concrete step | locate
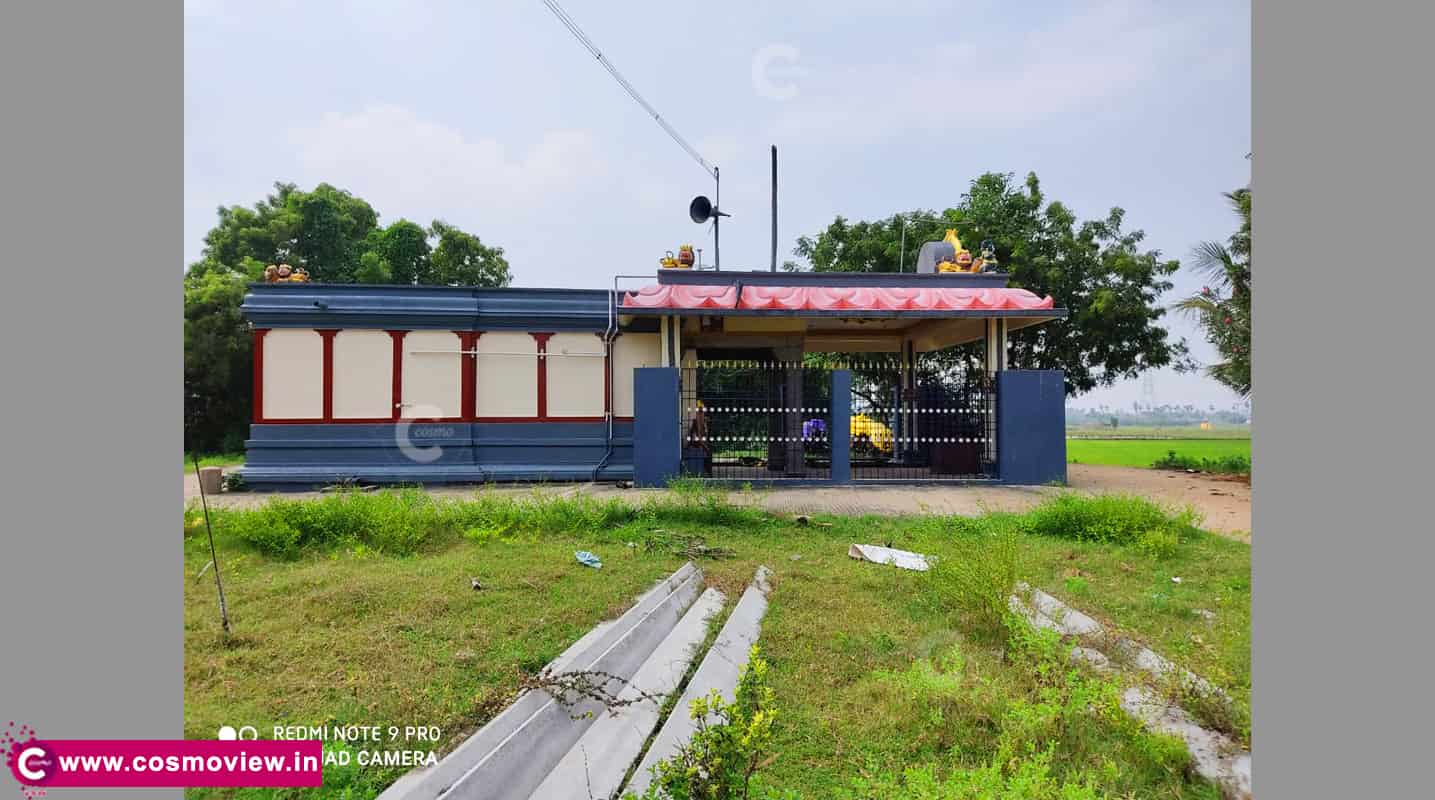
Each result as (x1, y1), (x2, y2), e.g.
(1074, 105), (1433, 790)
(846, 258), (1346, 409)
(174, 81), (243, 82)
(528, 587), (728, 800)
(378, 563), (703, 800)
(1121, 687), (1251, 800)
(624, 566), (773, 797)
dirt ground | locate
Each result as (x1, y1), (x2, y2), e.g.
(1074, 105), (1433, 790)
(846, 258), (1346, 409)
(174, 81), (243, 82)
(183, 463), (1250, 540)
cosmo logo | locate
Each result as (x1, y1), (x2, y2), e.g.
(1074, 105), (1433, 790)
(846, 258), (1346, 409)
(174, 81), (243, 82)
(3, 723), (49, 798)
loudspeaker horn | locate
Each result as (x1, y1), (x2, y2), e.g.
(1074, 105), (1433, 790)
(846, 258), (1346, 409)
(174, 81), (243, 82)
(689, 195), (728, 223)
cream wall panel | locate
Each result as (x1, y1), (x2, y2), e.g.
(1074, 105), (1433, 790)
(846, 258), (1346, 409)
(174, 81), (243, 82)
(612, 333), (662, 417)
(332, 330), (393, 419)
(476, 332), (537, 418)
(546, 333), (605, 418)
(262, 329), (323, 419)
(402, 331), (462, 418)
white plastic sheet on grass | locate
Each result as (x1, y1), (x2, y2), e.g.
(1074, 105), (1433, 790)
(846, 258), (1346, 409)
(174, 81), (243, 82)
(847, 544), (931, 571)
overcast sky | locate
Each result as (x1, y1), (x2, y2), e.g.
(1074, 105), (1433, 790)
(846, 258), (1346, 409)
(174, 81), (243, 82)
(184, 0), (1250, 411)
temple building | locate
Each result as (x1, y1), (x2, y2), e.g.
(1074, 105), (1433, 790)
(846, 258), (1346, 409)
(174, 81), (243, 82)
(236, 263), (1068, 489)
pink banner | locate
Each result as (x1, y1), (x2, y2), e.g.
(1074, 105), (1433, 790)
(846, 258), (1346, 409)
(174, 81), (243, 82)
(7, 740), (324, 788)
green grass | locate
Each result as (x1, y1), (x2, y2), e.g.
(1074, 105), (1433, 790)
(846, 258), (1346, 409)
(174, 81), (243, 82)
(1067, 438), (1251, 470)
(185, 452), (245, 470)
(1004, 516), (1252, 744)
(184, 530), (681, 795)
(185, 490), (1248, 799)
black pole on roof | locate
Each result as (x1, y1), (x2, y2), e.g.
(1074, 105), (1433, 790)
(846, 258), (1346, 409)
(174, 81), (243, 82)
(714, 167), (721, 271)
(771, 145), (778, 272)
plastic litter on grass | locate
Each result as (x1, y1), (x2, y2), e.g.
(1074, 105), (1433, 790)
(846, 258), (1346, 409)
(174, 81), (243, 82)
(575, 550), (602, 569)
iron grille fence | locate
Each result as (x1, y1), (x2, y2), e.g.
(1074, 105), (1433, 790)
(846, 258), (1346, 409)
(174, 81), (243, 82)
(846, 355), (997, 480)
(681, 361), (832, 481)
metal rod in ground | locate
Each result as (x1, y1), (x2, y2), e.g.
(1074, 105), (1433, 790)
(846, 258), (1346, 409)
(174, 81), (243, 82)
(193, 455), (230, 636)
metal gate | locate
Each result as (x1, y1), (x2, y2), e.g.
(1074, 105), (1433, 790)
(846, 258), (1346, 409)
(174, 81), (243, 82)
(681, 361), (832, 481)
(847, 356), (997, 480)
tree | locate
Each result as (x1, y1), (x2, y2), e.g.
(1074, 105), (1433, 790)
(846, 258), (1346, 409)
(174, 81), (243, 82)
(354, 250), (393, 283)
(184, 267), (256, 452)
(373, 219), (433, 285)
(194, 182), (378, 282)
(793, 172), (1190, 396)
(184, 183), (511, 451)
(428, 220), (511, 287)
(1176, 188), (1251, 396)
(293, 184), (378, 282)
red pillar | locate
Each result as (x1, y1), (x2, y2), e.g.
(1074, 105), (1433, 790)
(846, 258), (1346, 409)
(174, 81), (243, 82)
(317, 329), (339, 422)
(251, 328), (269, 423)
(386, 330), (407, 420)
(456, 331), (480, 421)
(531, 332), (553, 420)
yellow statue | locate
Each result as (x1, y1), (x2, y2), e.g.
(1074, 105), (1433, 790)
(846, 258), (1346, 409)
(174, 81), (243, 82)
(936, 229), (976, 273)
(263, 263), (311, 283)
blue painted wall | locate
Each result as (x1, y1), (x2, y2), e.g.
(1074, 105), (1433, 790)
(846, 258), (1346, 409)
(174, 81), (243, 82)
(238, 372), (1067, 488)
(633, 367), (680, 487)
(238, 421), (632, 489)
(997, 370), (1067, 485)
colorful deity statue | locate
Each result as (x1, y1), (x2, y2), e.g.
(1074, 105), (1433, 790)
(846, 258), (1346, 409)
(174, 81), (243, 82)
(263, 263), (311, 283)
(936, 229), (977, 273)
(975, 240), (998, 273)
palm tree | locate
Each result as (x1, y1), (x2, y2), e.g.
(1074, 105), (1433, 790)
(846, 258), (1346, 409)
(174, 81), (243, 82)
(1177, 188), (1251, 396)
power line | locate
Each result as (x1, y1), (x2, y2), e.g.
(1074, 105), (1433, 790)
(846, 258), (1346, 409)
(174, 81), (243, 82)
(540, 0), (716, 179)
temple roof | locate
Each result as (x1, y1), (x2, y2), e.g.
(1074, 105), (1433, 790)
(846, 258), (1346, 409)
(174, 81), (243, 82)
(622, 283), (1057, 314)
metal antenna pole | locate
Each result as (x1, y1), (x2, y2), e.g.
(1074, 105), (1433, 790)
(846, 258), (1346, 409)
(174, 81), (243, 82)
(714, 166), (721, 271)
(770, 145), (778, 272)
(541, 0), (714, 180)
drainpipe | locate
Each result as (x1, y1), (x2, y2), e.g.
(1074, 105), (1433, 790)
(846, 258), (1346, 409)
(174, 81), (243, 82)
(592, 280), (620, 481)
(471, 289), (486, 482)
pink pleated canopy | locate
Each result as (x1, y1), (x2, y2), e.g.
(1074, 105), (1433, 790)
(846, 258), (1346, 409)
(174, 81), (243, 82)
(621, 284), (739, 309)
(622, 284), (1055, 312)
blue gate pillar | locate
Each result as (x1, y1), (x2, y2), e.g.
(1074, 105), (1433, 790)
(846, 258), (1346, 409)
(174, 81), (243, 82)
(831, 369), (852, 483)
(996, 370), (1067, 485)
(634, 367), (681, 487)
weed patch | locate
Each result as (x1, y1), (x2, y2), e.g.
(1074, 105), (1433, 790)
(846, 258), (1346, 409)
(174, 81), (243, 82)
(850, 747), (1106, 800)
(1152, 450), (1251, 475)
(1021, 494), (1200, 547)
(923, 518), (1021, 639)
(1161, 671), (1250, 745)
(201, 484), (776, 559)
(847, 616), (1208, 799)
(213, 489), (453, 557)
(626, 647), (785, 800)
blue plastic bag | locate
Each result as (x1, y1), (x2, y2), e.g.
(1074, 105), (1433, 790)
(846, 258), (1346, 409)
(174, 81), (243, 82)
(575, 550), (603, 569)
